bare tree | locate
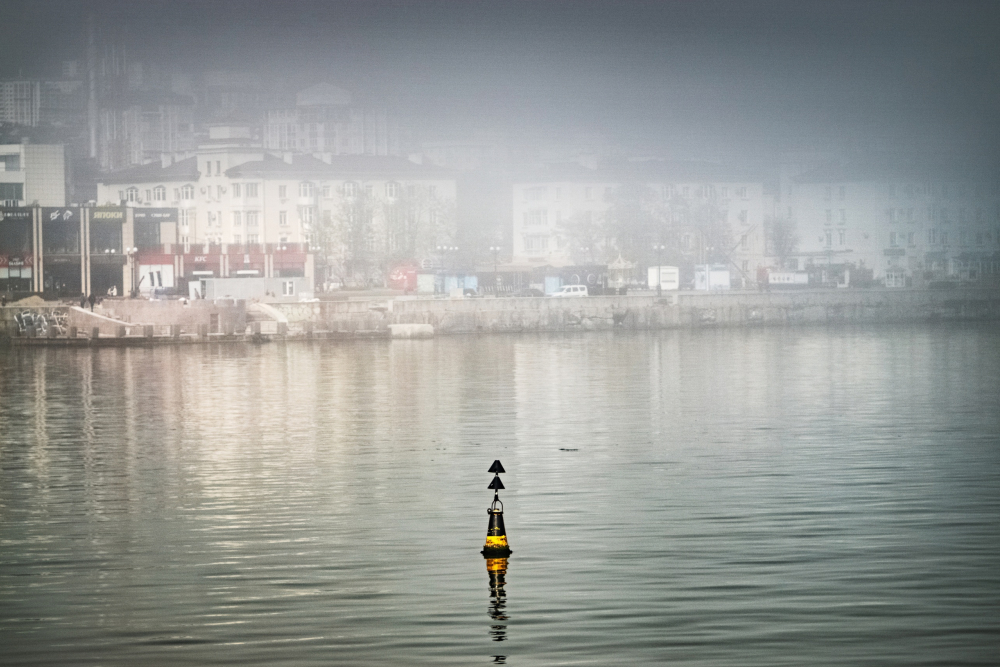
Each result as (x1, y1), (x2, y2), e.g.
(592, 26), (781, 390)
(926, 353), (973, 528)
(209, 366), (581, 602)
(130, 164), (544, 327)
(766, 215), (799, 269)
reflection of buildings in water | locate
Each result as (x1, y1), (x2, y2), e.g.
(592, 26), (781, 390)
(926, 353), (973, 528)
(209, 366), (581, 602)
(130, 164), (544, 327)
(486, 556), (508, 656)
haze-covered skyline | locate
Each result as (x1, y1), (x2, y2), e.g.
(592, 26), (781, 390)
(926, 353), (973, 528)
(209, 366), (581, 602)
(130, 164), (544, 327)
(3, 0), (999, 159)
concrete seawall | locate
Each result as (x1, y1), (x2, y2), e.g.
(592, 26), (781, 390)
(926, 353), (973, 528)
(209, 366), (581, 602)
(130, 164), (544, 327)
(271, 289), (1000, 335)
(4, 289), (998, 341)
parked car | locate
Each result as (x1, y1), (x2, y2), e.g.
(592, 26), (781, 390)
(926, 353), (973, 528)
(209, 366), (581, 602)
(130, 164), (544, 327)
(551, 284), (589, 297)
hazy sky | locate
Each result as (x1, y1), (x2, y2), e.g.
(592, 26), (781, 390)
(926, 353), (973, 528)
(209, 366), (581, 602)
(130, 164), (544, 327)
(4, 0), (999, 156)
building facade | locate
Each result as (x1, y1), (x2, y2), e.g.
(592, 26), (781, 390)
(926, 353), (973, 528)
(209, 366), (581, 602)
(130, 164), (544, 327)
(96, 126), (456, 289)
(263, 84), (400, 157)
(511, 159), (770, 287)
(787, 163), (1000, 286)
(0, 143), (66, 207)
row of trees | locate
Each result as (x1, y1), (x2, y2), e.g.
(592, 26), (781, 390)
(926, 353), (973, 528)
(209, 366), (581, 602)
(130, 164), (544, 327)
(558, 182), (800, 274)
(309, 188), (457, 287)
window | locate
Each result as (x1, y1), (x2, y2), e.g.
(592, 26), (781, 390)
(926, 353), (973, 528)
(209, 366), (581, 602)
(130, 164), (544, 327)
(299, 181), (314, 198)
(523, 235), (549, 252)
(282, 281), (295, 296)
(941, 231), (949, 245)
(839, 229), (846, 246)
(246, 211), (259, 228)
(299, 206), (315, 226)
(181, 184), (194, 200)
(126, 186), (139, 203)
(217, 185), (224, 199)
(929, 229), (938, 244)
(233, 234), (241, 244)
(153, 185), (166, 201)
(737, 186), (747, 198)
(278, 185), (287, 199)
(343, 182), (357, 197)
(179, 209), (194, 228)
(232, 183), (241, 198)
(682, 186), (690, 198)
(907, 232), (914, 245)
(524, 210), (548, 226)
(205, 161), (211, 176)
(232, 211), (242, 226)
(889, 231), (898, 247)
(215, 161), (221, 175)
(386, 182), (399, 198)
(839, 209), (847, 225)
(246, 183), (258, 198)
(738, 210), (748, 224)
(322, 184), (330, 198)
(145, 189), (151, 201)
(825, 230), (832, 247)
(364, 184), (374, 197)
(247, 234), (259, 244)
(279, 211), (288, 226)
(280, 236), (288, 244)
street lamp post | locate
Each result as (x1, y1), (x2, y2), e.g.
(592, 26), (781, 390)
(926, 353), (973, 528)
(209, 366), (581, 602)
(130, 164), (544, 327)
(489, 245), (501, 295)
(652, 243), (665, 296)
(126, 247), (139, 297)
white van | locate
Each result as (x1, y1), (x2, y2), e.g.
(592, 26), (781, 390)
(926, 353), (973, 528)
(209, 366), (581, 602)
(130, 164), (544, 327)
(551, 284), (589, 297)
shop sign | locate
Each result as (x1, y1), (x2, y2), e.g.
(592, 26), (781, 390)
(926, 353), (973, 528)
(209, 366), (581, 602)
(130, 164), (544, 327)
(0, 207), (32, 221)
(43, 207), (80, 224)
(133, 208), (178, 223)
(91, 207), (124, 221)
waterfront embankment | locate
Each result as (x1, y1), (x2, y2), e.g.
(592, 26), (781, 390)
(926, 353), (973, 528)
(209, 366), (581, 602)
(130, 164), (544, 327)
(2, 288), (998, 343)
(270, 288), (1000, 335)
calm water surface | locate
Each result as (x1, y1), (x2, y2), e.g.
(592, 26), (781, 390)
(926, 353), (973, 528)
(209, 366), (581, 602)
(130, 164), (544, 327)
(1, 326), (999, 665)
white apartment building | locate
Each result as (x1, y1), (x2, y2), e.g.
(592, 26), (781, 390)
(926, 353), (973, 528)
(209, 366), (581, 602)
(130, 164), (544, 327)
(512, 159), (770, 284)
(788, 163), (1000, 285)
(96, 125), (456, 257)
(0, 143), (66, 206)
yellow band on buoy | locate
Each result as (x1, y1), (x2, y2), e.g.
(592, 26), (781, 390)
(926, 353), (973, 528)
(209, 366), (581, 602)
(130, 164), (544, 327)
(484, 534), (509, 549)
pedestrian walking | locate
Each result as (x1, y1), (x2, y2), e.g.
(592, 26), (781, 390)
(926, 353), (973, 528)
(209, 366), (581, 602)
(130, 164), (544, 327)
(88, 293), (96, 312)
(80, 294), (87, 309)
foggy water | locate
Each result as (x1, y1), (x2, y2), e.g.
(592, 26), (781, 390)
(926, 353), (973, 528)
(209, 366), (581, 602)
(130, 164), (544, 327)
(1, 326), (999, 666)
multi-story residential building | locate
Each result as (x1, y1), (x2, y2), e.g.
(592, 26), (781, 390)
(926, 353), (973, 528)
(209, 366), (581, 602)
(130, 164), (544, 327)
(0, 143), (66, 206)
(511, 159), (770, 286)
(96, 124), (456, 288)
(96, 91), (196, 172)
(787, 162), (1000, 286)
(263, 84), (400, 156)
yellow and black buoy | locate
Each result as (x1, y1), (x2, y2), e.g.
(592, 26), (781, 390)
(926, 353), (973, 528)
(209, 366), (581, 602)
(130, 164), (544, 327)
(482, 460), (512, 557)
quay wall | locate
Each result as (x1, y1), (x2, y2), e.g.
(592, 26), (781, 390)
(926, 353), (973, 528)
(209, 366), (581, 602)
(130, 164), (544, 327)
(3, 289), (998, 340)
(272, 289), (1000, 334)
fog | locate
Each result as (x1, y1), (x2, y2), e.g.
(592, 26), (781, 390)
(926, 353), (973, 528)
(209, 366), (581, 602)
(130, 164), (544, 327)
(5, 0), (1000, 159)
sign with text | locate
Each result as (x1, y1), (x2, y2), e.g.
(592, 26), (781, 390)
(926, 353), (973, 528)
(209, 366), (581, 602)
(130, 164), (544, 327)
(0, 207), (33, 222)
(133, 208), (178, 224)
(91, 207), (125, 221)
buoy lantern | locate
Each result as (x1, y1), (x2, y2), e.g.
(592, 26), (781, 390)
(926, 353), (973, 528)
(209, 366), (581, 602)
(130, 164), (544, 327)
(482, 460), (512, 557)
